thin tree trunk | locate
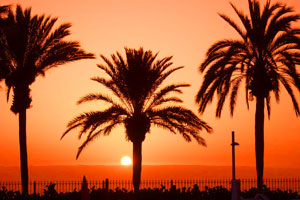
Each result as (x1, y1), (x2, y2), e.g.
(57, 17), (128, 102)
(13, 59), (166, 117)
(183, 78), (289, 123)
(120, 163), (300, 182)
(132, 141), (142, 192)
(19, 108), (28, 195)
(255, 97), (264, 191)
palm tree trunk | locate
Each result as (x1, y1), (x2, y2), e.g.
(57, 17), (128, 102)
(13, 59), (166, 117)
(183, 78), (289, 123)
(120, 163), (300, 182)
(255, 96), (264, 191)
(19, 108), (29, 195)
(132, 141), (142, 192)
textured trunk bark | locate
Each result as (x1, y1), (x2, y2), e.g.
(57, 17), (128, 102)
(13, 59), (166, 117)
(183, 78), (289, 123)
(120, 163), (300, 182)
(255, 97), (264, 191)
(19, 109), (29, 195)
(132, 141), (142, 192)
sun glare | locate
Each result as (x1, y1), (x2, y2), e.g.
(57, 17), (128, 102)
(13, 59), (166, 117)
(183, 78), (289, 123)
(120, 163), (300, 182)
(121, 156), (132, 166)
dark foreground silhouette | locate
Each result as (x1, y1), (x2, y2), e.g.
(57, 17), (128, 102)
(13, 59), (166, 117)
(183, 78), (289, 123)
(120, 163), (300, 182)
(0, 184), (299, 200)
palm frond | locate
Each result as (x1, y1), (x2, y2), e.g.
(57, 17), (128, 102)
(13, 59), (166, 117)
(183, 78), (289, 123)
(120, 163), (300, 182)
(149, 106), (212, 135)
(148, 65), (184, 97)
(150, 120), (177, 135)
(77, 93), (115, 105)
(91, 77), (133, 112)
(266, 95), (271, 119)
(38, 41), (94, 73)
(219, 14), (246, 40)
(75, 116), (125, 158)
(279, 76), (300, 116)
(148, 97), (183, 109)
(230, 2), (252, 39)
(266, 4), (297, 44)
(147, 84), (189, 110)
(62, 106), (128, 139)
(76, 130), (100, 159)
(41, 23), (71, 51)
(230, 76), (243, 116)
(99, 55), (117, 78)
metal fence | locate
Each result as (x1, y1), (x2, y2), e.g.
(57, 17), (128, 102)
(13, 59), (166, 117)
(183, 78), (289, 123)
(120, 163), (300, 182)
(1, 178), (299, 194)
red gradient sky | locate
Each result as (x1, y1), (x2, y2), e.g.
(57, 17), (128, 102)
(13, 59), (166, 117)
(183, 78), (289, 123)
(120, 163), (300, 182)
(0, 0), (299, 170)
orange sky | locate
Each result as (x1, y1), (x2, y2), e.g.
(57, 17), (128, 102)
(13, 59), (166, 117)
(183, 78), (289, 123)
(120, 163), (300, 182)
(0, 0), (300, 170)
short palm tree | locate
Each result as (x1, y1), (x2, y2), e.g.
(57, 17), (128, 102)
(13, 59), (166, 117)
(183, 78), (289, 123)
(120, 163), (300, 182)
(196, 0), (300, 190)
(62, 47), (212, 191)
(0, 5), (94, 194)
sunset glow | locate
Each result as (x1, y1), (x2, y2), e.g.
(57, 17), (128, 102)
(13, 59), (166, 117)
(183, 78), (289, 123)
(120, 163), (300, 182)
(0, 0), (299, 182)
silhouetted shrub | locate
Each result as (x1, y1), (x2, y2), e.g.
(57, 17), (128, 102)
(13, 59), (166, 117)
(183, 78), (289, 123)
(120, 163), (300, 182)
(242, 186), (299, 200)
(0, 184), (299, 200)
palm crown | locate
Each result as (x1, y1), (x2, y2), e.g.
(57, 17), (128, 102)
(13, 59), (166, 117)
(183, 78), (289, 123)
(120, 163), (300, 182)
(0, 5), (94, 113)
(63, 47), (212, 157)
(196, 0), (300, 117)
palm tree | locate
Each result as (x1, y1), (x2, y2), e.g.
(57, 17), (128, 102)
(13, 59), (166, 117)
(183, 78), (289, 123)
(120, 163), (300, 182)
(62, 47), (212, 191)
(0, 5), (94, 194)
(196, 0), (300, 190)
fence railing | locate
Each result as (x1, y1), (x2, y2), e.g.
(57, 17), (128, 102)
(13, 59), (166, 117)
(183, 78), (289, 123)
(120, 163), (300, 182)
(1, 178), (299, 194)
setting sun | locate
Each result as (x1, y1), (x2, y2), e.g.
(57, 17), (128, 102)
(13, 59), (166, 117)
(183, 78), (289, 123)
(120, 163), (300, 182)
(121, 156), (132, 166)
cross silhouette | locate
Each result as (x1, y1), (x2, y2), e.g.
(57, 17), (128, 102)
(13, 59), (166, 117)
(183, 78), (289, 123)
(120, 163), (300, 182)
(231, 131), (239, 180)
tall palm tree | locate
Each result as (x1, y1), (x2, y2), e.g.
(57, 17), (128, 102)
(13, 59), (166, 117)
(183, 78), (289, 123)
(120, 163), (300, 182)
(0, 5), (94, 194)
(196, 0), (300, 190)
(62, 47), (212, 191)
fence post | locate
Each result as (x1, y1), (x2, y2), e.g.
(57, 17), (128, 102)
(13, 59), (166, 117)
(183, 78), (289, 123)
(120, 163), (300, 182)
(104, 179), (109, 200)
(81, 176), (90, 200)
(170, 180), (176, 191)
(105, 178), (109, 192)
(33, 181), (36, 195)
